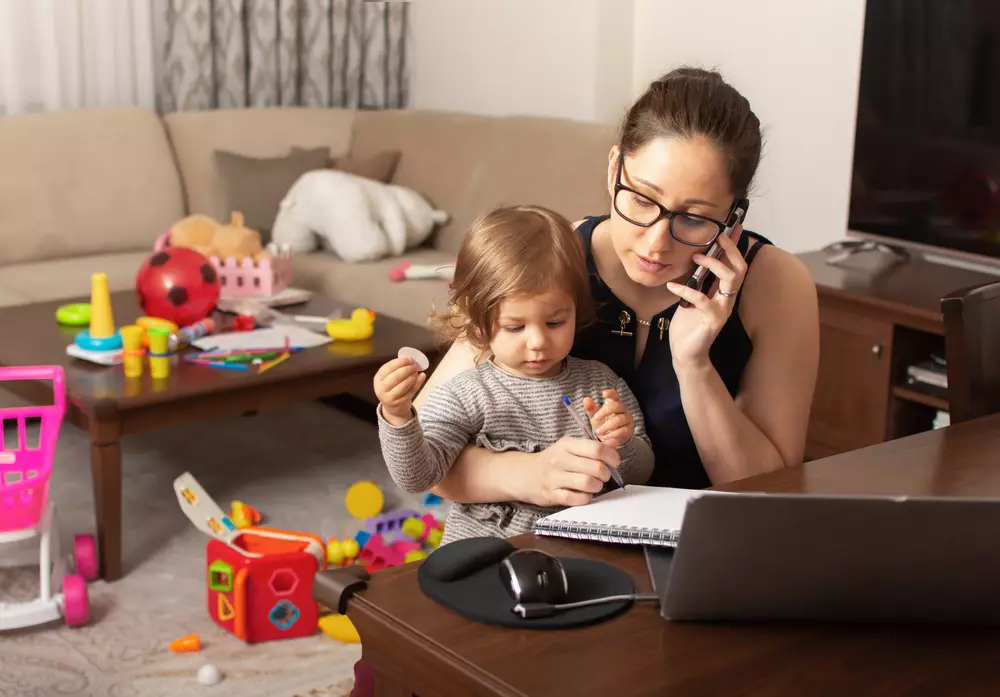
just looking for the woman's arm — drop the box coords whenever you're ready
[674,246,819,484]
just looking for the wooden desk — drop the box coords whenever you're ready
[347,413,1000,697]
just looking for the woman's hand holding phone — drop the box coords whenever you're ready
[666,227,749,371]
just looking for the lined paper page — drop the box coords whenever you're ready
[536,485,711,533]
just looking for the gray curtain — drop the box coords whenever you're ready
[159,0,408,113]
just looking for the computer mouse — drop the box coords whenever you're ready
[499,549,569,604]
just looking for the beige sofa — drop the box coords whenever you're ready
[0,106,618,327]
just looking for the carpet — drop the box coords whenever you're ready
[0,391,442,697]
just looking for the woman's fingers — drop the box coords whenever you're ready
[667,282,716,313]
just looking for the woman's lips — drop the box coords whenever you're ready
[635,253,668,273]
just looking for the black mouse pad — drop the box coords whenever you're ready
[418,537,636,629]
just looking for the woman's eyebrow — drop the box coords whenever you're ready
[632,175,719,209]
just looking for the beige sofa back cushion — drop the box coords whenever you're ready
[350,110,616,255]
[0,107,185,266]
[164,107,356,223]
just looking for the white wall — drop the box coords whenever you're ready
[631,0,867,253]
[409,0,633,123]
[409,0,868,253]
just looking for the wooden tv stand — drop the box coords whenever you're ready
[797,249,999,460]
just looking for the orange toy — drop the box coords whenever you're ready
[169,634,201,652]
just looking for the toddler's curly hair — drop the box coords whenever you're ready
[431,205,594,355]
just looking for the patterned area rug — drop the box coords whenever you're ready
[0,391,438,697]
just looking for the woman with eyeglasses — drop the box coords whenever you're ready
[416,66,820,507]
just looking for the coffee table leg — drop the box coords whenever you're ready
[90,416,123,581]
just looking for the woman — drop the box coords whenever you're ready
[416,66,820,510]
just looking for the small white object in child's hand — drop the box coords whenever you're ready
[398,347,430,371]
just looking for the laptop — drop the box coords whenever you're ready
[644,491,1000,625]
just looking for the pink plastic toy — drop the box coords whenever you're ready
[0,366,97,630]
[154,232,293,299]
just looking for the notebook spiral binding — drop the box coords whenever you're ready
[534,519,680,547]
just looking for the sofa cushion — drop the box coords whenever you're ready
[291,249,454,327]
[349,109,499,254]
[0,107,186,266]
[214,147,332,240]
[461,115,617,244]
[164,108,356,223]
[0,252,152,305]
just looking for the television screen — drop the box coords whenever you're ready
[849,0,1000,261]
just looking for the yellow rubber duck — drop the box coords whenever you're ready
[326,308,376,341]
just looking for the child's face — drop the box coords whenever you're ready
[490,286,576,378]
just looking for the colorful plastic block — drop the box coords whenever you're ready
[422,492,442,505]
[367,509,419,536]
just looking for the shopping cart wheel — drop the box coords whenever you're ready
[62,573,90,627]
[73,534,99,581]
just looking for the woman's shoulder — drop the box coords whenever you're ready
[739,241,818,338]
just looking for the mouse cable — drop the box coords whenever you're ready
[512,593,659,619]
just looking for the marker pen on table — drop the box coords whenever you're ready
[561,396,626,490]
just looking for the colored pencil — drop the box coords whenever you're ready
[257,352,290,374]
[186,358,249,371]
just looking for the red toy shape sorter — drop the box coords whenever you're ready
[206,526,327,643]
[173,472,327,644]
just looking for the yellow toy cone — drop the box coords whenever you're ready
[89,272,114,338]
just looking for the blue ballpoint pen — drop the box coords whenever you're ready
[561,396,626,490]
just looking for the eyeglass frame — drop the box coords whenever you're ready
[612,153,748,248]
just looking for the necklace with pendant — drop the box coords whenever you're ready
[613,310,669,340]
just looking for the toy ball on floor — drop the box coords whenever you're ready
[135,248,220,327]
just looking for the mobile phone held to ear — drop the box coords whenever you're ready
[677,198,750,309]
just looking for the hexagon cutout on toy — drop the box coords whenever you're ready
[269,600,300,630]
[268,568,298,597]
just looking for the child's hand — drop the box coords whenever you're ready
[583,389,635,449]
[374,357,426,426]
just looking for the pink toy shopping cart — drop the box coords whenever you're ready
[0,366,97,630]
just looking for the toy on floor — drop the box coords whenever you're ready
[389,260,454,283]
[229,500,261,528]
[326,308,376,341]
[136,247,221,327]
[198,663,223,686]
[66,272,124,366]
[169,633,201,652]
[173,472,327,644]
[0,365,97,632]
[318,613,360,643]
[344,481,384,519]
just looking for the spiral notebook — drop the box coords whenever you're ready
[534,485,720,547]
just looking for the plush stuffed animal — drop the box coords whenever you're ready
[270,170,448,262]
[169,212,269,263]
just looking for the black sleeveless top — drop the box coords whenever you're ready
[571,215,772,489]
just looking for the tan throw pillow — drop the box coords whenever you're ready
[292,147,401,183]
[330,150,401,183]
[214,147,331,240]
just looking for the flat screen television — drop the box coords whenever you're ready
[848,0,1000,267]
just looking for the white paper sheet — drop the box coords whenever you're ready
[191,325,332,351]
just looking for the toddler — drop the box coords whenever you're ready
[373,205,654,544]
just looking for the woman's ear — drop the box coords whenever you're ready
[606,146,620,198]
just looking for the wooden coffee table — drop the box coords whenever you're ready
[0,291,439,581]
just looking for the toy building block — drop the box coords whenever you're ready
[356,534,405,572]
[401,513,445,544]
[391,538,421,555]
[426,527,443,549]
[422,492,442,506]
[345,481,384,519]
[355,530,371,550]
[169,634,201,652]
[366,509,419,537]
[404,550,429,563]
[325,538,361,566]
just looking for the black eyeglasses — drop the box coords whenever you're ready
[613,155,734,247]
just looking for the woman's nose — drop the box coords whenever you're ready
[645,218,673,253]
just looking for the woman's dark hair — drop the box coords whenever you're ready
[620,66,762,197]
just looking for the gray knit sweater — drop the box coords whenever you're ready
[377,356,655,545]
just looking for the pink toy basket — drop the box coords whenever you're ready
[0,366,65,532]
[153,232,293,299]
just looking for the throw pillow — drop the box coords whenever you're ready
[214,147,331,242]
[292,147,402,183]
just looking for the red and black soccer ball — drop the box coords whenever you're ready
[135,248,221,327]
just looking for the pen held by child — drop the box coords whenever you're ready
[561,396,626,490]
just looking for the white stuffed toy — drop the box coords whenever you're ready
[271,169,449,262]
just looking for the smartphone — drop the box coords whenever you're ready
[677,198,750,309]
